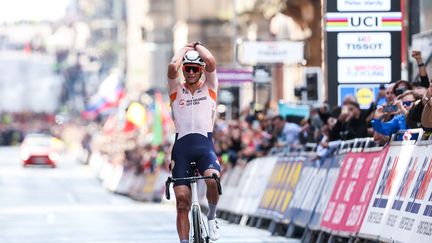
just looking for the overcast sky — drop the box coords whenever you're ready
[0,0,70,22]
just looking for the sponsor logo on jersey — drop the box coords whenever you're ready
[179,99,186,108]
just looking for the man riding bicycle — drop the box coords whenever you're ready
[167,41,221,243]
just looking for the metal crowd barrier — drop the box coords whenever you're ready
[215,129,432,243]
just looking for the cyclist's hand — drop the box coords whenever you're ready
[185,42,196,48]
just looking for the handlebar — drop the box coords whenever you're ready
[165,173,222,200]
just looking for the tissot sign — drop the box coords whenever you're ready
[325,0,401,107]
[338,33,391,57]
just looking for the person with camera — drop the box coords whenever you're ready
[330,99,368,141]
[371,90,421,136]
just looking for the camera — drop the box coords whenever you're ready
[395,87,407,96]
[382,105,398,113]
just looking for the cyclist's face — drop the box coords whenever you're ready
[183,64,202,84]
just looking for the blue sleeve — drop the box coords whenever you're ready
[371,115,407,136]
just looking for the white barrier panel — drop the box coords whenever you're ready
[217,169,233,211]
[115,169,139,195]
[237,156,278,216]
[359,138,417,240]
[104,164,124,192]
[375,140,432,243]
[232,158,261,215]
[88,151,106,177]
[409,142,432,242]
[218,166,244,212]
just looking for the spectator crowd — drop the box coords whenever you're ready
[82,51,432,178]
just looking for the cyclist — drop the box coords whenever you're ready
[167,42,221,243]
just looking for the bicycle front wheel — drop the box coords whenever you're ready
[191,205,203,243]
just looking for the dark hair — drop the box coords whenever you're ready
[272,115,284,121]
[397,90,421,101]
[392,80,413,96]
[344,100,360,110]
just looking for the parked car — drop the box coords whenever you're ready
[20,133,63,168]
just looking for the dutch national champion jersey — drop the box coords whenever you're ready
[168,71,218,139]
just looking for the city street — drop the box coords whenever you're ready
[0,147,298,243]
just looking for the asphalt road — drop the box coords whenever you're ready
[0,146,299,243]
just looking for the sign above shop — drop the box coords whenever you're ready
[237,41,304,65]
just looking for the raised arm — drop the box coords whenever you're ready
[191,42,217,90]
[167,46,194,92]
[193,42,216,72]
[412,50,430,88]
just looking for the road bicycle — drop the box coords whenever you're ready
[165,162,222,243]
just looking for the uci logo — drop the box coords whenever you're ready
[349,16,379,28]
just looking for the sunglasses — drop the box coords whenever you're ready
[402,101,414,106]
[182,65,201,73]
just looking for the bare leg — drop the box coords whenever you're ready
[203,169,220,205]
[174,185,192,241]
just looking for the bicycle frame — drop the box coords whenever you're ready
[165,163,222,243]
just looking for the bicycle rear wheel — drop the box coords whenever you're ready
[191,205,203,243]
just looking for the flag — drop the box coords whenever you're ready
[82,71,125,118]
[151,92,164,146]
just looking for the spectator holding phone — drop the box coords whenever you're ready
[371,90,421,136]
[331,100,368,140]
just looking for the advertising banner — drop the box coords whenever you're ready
[238,41,304,65]
[338,84,381,108]
[320,146,389,234]
[359,142,417,239]
[409,144,432,243]
[244,156,279,216]
[337,58,392,83]
[337,32,391,57]
[256,158,290,217]
[337,0,391,12]
[380,143,432,243]
[326,12,402,32]
[308,155,343,230]
[325,1,401,108]
[217,68,253,83]
[256,156,303,219]
[286,158,328,227]
[271,157,304,220]
[233,156,278,215]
